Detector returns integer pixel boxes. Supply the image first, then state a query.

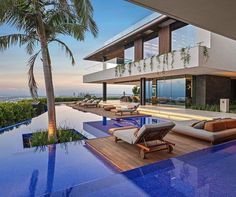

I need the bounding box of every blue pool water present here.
[0,105,167,196]
[83,116,167,137]
[1,105,236,196]
[45,140,236,197]
[0,106,118,196]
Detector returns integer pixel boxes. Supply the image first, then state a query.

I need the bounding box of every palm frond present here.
[0,34,27,51]
[28,51,41,98]
[72,0,98,37]
[51,39,75,65]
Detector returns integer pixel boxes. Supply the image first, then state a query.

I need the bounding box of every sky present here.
[0,0,153,97]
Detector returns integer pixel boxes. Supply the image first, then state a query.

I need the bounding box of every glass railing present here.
[83,57,131,75]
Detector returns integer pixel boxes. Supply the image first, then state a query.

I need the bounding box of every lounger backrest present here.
[87,99,94,103]
[134,122,175,144]
[127,103,139,108]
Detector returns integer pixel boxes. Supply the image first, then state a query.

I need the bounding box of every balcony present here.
[83,46,208,83]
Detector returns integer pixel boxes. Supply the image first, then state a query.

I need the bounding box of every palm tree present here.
[0,0,98,140]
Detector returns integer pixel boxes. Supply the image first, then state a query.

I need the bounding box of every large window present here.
[172,25,197,51]
[156,78,187,106]
[143,37,159,59]
[124,45,134,63]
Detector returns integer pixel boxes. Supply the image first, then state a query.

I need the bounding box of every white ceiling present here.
[128,0,236,41]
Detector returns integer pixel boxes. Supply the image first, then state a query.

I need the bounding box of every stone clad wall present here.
[193,75,231,105]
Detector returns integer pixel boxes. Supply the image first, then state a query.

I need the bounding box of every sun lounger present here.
[109,122,175,159]
[79,99,94,106]
[83,99,101,108]
[111,103,140,116]
[76,98,88,105]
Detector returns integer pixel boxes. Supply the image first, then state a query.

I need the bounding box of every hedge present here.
[0,101,35,128]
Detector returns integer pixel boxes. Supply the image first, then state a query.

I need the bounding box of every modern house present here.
[83,13,236,107]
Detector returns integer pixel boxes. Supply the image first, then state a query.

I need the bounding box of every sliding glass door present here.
[156,77,191,106]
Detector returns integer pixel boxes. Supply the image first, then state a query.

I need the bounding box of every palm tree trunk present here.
[36,8,57,140]
[41,44,57,140]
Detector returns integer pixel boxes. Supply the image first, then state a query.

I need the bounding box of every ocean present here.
[0,96,31,102]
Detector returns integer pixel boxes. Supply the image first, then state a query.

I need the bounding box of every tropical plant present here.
[132,86,140,96]
[0,0,98,140]
[30,128,85,147]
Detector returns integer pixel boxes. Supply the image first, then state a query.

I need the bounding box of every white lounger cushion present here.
[113,122,175,144]
[113,128,138,144]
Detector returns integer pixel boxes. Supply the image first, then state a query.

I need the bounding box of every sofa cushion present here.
[204,121,226,132]
[225,119,236,129]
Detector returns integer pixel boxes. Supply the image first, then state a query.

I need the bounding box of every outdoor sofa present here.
[109,122,175,159]
[172,118,236,144]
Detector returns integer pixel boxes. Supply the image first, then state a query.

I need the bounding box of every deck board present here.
[86,132,210,171]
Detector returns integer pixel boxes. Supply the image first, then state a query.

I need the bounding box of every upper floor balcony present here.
[83,45,209,83]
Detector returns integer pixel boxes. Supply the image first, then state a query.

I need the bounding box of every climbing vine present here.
[180,47,191,67]
[115,64,126,77]
[150,56,154,71]
[203,46,209,62]
[114,44,209,77]
[143,59,146,72]
[156,54,161,69]
[128,62,132,75]
[171,50,176,68]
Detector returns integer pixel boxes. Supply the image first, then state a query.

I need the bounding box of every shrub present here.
[30,129,85,147]
[187,104,220,112]
[0,101,35,128]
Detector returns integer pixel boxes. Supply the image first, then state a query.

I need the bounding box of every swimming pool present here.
[44,140,236,197]
[0,105,117,197]
[0,105,168,196]
[1,105,236,196]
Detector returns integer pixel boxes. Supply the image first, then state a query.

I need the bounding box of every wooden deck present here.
[86,132,210,171]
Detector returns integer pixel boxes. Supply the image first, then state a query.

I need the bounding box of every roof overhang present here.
[128,0,236,41]
[84,15,176,61]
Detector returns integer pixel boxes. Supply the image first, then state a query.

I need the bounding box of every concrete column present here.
[140,78,146,105]
[102,82,107,102]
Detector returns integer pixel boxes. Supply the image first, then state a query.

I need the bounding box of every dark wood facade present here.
[159,25,171,54]
[134,38,143,61]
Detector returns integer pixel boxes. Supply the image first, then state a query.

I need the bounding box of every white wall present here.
[205,33,236,72]
[196,27,211,48]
